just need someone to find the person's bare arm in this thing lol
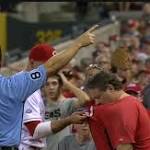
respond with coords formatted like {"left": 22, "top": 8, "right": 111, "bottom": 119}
{"left": 51, "top": 112, "right": 87, "bottom": 133}
{"left": 44, "top": 25, "right": 98, "bottom": 76}
{"left": 117, "top": 144, "right": 133, "bottom": 150}
{"left": 32, "top": 112, "right": 87, "bottom": 139}
{"left": 59, "top": 72, "right": 90, "bottom": 108}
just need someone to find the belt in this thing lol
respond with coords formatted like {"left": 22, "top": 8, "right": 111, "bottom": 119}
{"left": 0, "top": 147, "right": 18, "bottom": 150}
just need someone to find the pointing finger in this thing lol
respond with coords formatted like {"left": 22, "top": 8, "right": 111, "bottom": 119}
{"left": 87, "top": 24, "right": 99, "bottom": 33}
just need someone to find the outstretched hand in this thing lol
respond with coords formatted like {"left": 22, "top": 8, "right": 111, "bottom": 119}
{"left": 75, "top": 24, "right": 99, "bottom": 47}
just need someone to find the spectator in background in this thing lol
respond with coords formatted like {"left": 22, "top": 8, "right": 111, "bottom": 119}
{"left": 62, "top": 70, "right": 85, "bottom": 98}
{"left": 80, "top": 57, "right": 93, "bottom": 72}
{"left": 135, "top": 36, "right": 150, "bottom": 64}
{"left": 95, "top": 54, "right": 111, "bottom": 71}
{"left": 134, "top": 70, "right": 150, "bottom": 89}
{"left": 129, "top": 36, "right": 141, "bottom": 52}
{"left": 92, "top": 41, "right": 111, "bottom": 64}
{"left": 111, "top": 47, "right": 132, "bottom": 87}
{"left": 141, "top": 36, "right": 150, "bottom": 57}
{"left": 142, "top": 21, "right": 150, "bottom": 37}
{"left": 142, "top": 3, "right": 150, "bottom": 23}
{"left": 124, "top": 83, "right": 142, "bottom": 100}
{"left": 140, "top": 3, "right": 150, "bottom": 36}
{"left": 131, "top": 59, "right": 144, "bottom": 78}
{"left": 84, "top": 64, "right": 103, "bottom": 82}
{"left": 120, "top": 33, "right": 133, "bottom": 49}
{"left": 42, "top": 75, "right": 73, "bottom": 150}
{"left": 95, "top": 41, "right": 110, "bottom": 56}
{"left": 58, "top": 122, "right": 96, "bottom": 150}
{"left": 119, "top": 34, "right": 143, "bottom": 68}
{"left": 127, "top": 19, "right": 140, "bottom": 37}
{"left": 145, "top": 57, "right": 150, "bottom": 71}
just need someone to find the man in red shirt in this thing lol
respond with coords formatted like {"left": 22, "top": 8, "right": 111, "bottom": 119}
{"left": 85, "top": 71, "right": 150, "bottom": 150}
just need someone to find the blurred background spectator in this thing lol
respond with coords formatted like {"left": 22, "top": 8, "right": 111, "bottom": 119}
{"left": 58, "top": 122, "right": 96, "bottom": 150}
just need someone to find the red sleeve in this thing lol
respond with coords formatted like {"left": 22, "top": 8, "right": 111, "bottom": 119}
{"left": 25, "top": 121, "right": 41, "bottom": 136}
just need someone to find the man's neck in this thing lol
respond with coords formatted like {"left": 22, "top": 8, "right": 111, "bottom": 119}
{"left": 101, "top": 90, "right": 129, "bottom": 104}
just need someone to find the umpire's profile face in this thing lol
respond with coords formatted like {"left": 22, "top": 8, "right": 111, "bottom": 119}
{"left": 44, "top": 76, "right": 61, "bottom": 101}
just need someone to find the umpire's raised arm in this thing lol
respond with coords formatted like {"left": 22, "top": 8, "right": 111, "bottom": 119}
{"left": 1, "top": 25, "right": 98, "bottom": 102}
{"left": 44, "top": 25, "right": 98, "bottom": 76}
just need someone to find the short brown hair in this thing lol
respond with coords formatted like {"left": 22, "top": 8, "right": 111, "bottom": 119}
{"left": 85, "top": 71, "right": 123, "bottom": 91}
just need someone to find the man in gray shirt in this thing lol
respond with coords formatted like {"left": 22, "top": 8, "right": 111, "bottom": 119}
{"left": 58, "top": 122, "right": 96, "bottom": 150}
{"left": 43, "top": 75, "right": 78, "bottom": 150}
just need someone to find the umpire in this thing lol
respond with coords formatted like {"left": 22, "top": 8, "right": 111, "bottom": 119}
{"left": 0, "top": 25, "right": 97, "bottom": 150}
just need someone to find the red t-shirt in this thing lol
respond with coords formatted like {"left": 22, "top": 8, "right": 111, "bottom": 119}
{"left": 88, "top": 96, "right": 150, "bottom": 150}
